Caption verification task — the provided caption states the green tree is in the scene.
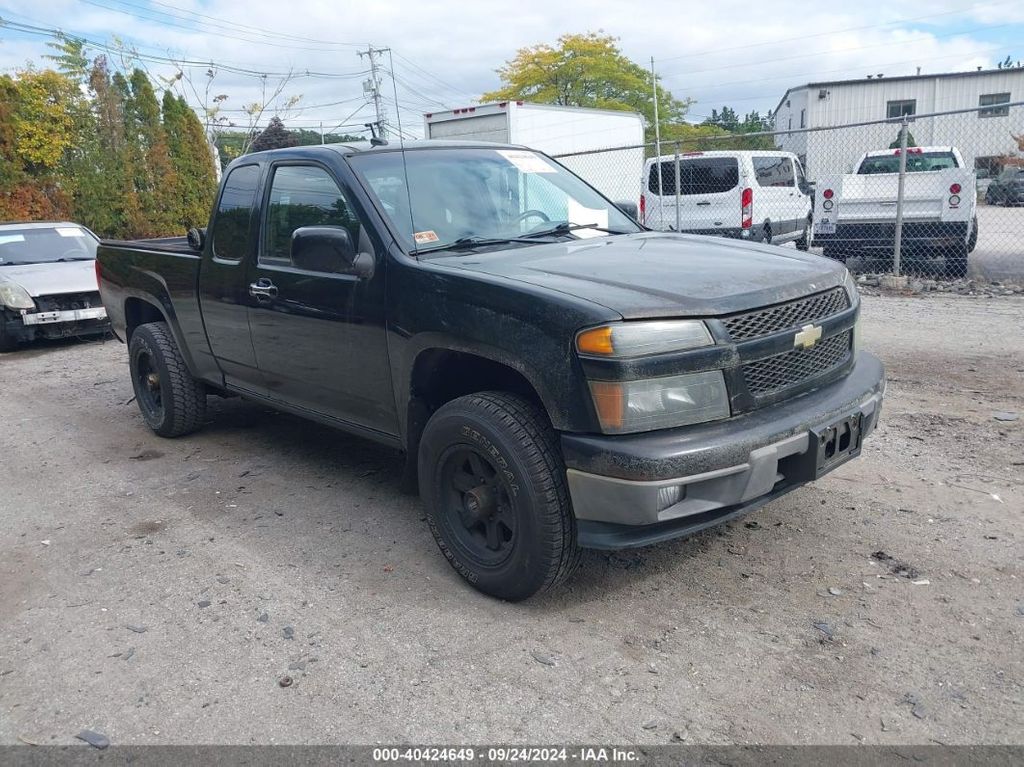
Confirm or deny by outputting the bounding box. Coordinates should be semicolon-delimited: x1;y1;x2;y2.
703;106;739;132
69;56;139;237
889;129;917;149
44;34;90;82
249;116;298;153
124;68;180;235
0;70;80;221
481;32;690;138
163;91;217;228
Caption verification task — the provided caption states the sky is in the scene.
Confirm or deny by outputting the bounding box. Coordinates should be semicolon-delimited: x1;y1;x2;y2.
1;0;1022;139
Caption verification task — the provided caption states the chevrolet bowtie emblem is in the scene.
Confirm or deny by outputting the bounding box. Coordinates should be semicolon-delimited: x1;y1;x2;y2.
794;323;823;350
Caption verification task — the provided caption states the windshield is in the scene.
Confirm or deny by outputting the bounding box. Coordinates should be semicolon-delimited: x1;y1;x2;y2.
349;147;641;254
0;226;98;266
857;151;959;174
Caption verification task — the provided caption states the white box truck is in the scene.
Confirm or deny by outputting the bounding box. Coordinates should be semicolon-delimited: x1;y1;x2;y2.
424;102;645;210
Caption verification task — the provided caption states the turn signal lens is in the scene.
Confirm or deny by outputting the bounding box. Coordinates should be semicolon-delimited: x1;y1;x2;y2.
576;320;713;358
576;326;615;356
589;381;625;429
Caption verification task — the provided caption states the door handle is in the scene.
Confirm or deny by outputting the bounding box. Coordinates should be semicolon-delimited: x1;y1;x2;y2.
249;279;278;299
695;201;711;206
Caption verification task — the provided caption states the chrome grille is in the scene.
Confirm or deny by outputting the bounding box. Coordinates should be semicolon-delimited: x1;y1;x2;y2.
722;288;849;341
742;331;852;397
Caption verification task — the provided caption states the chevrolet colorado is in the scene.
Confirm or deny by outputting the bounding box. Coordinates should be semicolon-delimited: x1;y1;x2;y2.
97;141;885;601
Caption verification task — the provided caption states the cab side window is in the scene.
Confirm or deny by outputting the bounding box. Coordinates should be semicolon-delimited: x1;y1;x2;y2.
263;165;360;268
211;164;260;261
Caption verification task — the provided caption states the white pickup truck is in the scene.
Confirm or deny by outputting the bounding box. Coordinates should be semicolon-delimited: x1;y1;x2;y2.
812;146;978;277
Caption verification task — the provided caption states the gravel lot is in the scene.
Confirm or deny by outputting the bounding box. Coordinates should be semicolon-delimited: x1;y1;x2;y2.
0;293;1021;746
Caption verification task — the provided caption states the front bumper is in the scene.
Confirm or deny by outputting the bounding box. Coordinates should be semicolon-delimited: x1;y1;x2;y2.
4;306;109;343
563;351;885;548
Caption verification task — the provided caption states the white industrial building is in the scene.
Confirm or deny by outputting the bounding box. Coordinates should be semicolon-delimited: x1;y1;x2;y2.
773;68;1024;181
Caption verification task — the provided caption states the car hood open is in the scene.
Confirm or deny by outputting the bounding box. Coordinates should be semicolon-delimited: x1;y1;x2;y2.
0;260;99;297
438;232;847;319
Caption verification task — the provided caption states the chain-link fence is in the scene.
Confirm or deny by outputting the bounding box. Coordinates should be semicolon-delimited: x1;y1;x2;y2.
553;102;1024;282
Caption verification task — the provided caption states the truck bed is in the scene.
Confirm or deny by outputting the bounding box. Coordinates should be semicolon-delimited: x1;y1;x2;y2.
100;235;198;255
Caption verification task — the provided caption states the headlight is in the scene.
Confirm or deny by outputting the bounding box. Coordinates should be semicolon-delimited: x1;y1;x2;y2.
576;320;712;358
842;268;858;300
841;269;861;352
588;371;730;434
0;282;34;310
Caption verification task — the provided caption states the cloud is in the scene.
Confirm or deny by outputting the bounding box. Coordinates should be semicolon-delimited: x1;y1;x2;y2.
0;0;1019;134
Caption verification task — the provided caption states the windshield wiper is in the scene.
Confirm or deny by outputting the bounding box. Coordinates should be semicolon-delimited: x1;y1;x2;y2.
416;235;541;254
520;221;630;239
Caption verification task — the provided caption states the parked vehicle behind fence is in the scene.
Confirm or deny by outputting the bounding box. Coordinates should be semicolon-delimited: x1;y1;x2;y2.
985;166;1024;206
97;141;884;601
812;146;978;276
640;151;813;248
0;222;108;352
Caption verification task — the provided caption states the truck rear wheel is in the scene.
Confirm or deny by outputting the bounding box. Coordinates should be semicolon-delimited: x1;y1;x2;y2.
129;322;207;437
418;391;580;601
967;216;979;254
943;243;969;280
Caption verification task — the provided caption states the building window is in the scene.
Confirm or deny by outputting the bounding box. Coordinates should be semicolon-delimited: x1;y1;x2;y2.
979;93;1011;118
800;108;806;128
886;99;916;119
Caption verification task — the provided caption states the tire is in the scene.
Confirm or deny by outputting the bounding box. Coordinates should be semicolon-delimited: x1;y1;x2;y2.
418;391;580;601
795;219;810;251
128;322;206;437
0;317;17;352
943;243;969;280
967;215;979;254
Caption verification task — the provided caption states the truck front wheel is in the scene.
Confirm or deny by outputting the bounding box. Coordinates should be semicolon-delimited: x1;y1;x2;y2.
418;392;580;601
129;322;207;437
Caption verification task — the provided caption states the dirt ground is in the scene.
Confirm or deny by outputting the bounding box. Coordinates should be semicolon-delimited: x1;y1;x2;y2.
0;293;1021;747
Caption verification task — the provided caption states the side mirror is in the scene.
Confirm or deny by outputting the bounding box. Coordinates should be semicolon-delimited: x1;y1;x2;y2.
615;200;639;219
187;227;206;250
799;180;815;195
291;226;373;278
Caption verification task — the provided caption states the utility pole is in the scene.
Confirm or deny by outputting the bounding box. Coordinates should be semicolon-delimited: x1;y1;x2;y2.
651;57;664;201
358;46;390;140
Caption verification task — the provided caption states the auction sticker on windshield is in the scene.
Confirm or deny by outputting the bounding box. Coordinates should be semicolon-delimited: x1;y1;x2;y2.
497;150;557;174
414;230;440;245
56;227;87;237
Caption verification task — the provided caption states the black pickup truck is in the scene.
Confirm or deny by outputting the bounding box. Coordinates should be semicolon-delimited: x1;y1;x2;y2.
97;140;885;601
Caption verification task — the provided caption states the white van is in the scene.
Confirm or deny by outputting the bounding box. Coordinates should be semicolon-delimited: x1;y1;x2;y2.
640;150;812;247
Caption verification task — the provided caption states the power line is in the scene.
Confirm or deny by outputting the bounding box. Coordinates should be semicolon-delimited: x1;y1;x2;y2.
655;0;1016;64
658;20;1021;80
680;39;1016;109
0;17;368;79
108;0;365;48
391;51;476;101
78;0;364;53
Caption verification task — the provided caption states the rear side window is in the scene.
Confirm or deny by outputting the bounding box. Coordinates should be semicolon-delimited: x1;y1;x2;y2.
647;158;739;196
211;164;260;261
753;157;795;187
262;165;361;268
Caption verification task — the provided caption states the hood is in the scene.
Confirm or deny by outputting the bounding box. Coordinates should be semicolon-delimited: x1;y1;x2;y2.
438;232;846;319
0;260;99;297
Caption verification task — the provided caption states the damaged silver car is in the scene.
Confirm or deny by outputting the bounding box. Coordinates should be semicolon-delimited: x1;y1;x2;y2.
0;222;109;352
